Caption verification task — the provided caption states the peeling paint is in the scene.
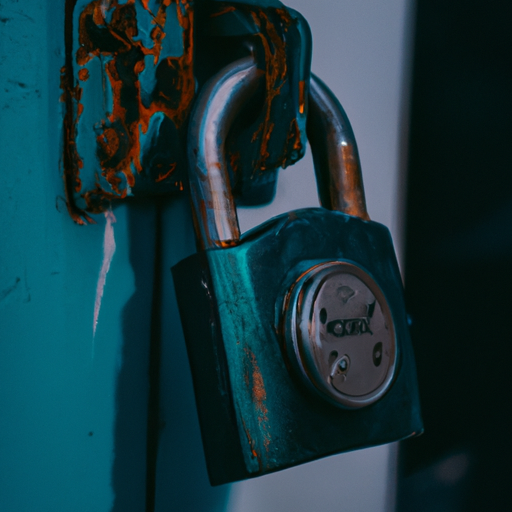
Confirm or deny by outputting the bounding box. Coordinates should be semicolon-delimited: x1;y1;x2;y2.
250;9;288;171
92;209;117;349
63;0;194;221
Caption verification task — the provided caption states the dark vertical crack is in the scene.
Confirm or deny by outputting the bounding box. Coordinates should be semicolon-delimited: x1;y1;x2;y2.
145;201;163;512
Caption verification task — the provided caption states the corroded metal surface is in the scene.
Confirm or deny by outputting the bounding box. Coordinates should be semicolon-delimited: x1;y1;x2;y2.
173;209;423;485
196;0;311;205
62;0;311;223
308;75;370;220
188;57;368;249
188;57;262;249
63;0;194;223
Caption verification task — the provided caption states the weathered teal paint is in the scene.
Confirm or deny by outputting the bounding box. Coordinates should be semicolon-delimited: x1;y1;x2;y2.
173;208;422;485
0;2;153;510
0;4;231;510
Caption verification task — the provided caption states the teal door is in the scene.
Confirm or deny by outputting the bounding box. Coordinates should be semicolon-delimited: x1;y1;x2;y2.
1;1;410;511
0;1;228;510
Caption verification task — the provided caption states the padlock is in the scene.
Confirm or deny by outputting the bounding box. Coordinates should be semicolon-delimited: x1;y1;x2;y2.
172;57;422;486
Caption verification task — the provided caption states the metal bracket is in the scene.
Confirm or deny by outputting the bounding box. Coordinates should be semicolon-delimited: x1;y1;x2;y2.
62;0;311;223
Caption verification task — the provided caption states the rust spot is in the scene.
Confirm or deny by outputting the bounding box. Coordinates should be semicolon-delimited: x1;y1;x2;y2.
155;162;177;182
229;151;241;177
63;0;194;220
244;347;271;451
241;418;261;468
298;80;305;114
78;68;90;81
97;128;120;160
217;239;239;248
210;5;236;18
275;7;292;30
250;9;287;171
279;117;303;168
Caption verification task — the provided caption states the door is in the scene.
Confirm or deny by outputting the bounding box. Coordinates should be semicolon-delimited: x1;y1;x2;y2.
0;1;412;510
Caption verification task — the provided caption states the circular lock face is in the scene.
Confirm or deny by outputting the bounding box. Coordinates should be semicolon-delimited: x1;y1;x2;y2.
283;261;397;408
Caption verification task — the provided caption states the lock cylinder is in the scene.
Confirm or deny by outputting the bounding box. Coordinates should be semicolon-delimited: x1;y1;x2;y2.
283;261;397;408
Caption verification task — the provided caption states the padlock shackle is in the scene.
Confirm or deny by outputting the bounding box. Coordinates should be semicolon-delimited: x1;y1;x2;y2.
308;76;370;220
188;57;262;250
188;57;369;250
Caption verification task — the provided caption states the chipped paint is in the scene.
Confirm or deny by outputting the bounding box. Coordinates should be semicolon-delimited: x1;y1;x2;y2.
92;209;117;349
63;0;309;220
63;0;194;221
250;9;289;171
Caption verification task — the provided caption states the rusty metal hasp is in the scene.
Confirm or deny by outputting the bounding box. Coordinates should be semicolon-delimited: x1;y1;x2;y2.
62;0;310;223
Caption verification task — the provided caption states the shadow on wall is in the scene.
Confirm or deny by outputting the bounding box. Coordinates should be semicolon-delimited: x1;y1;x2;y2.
111;199;230;511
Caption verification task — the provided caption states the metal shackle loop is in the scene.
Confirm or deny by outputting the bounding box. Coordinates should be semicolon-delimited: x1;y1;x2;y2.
188;57;369;250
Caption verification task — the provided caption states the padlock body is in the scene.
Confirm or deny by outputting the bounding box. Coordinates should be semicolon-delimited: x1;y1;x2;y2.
172;207;422;485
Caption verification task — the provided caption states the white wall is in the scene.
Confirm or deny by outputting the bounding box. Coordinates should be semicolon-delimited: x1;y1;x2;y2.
234;1;414;511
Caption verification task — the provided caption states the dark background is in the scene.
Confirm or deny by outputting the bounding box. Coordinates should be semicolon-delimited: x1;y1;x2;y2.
399;1;512;510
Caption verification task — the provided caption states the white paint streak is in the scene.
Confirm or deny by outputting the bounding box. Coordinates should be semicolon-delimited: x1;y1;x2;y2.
93;209;117;350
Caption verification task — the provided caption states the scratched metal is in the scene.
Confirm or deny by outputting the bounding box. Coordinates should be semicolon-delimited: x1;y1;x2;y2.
172;208;423;485
62;0;311;223
187;59;367;250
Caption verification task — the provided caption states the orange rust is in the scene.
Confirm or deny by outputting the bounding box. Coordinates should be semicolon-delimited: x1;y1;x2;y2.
64;0;195;215
244;347;272;451
134;59;145;75
217;239;239;248
280;118;303;168
290;119;302;152
210;5;236;18
229;151;241;176
155;163;177;182
298;80;305;114
275;7;293;30
250;10;287;170
92;3;105;26
62;1;92;224
97;128;120;160
78;68;90;81
241;418;261;467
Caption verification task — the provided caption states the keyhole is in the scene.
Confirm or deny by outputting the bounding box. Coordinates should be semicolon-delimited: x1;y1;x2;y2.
373;342;383;367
